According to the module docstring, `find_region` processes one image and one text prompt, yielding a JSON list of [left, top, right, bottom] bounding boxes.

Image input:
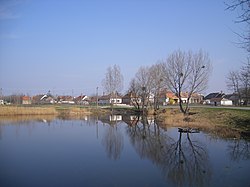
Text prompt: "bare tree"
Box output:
[[129, 66, 153, 114], [162, 50, 212, 114], [102, 64, 123, 95], [240, 58, 250, 105], [225, 0, 250, 52], [102, 64, 124, 111], [128, 78, 141, 110], [226, 70, 242, 105], [227, 59, 250, 105], [149, 63, 165, 111]]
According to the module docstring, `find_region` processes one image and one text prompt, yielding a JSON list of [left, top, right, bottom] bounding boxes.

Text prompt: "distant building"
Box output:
[[32, 94, 56, 104], [74, 95, 89, 105], [210, 97, 233, 106], [57, 96, 75, 104], [22, 96, 32, 105], [204, 92, 225, 105], [122, 92, 141, 106], [204, 92, 233, 106], [164, 91, 202, 105], [98, 93, 122, 105]]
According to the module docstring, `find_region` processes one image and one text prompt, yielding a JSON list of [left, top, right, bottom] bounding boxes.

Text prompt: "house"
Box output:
[[22, 96, 32, 105], [32, 94, 56, 104], [98, 93, 122, 105], [165, 91, 178, 104], [57, 96, 75, 104], [74, 95, 89, 105], [122, 92, 141, 106], [210, 97, 233, 106], [164, 91, 203, 105], [204, 92, 233, 106], [204, 92, 225, 104], [224, 93, 243, 105], [189, 93, 204, 104]]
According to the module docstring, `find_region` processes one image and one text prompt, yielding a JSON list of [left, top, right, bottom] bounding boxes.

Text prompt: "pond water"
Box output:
[[0, 115, 249, 187]]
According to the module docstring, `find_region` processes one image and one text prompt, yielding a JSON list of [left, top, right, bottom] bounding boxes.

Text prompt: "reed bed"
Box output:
[[0, 106, 57, 116]]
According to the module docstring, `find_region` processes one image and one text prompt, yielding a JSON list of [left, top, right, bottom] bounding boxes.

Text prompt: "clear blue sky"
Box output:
[[0, 0, 247, 96]]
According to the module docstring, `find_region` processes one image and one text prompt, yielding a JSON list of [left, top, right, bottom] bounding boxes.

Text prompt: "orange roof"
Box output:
[[166, 92, 178, 99], [22, 96, 31, 101]]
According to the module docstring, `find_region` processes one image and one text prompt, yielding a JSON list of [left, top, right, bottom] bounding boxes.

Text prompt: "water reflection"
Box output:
[[228, 139, 250, 161], [102, 125, 124, 160], [126, 118, 211, 187], [0, 115, 249, 187]]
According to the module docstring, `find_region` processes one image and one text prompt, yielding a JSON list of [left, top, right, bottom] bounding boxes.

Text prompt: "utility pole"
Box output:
[[96, 86, 99, 109], [0, 88, 2, 100]]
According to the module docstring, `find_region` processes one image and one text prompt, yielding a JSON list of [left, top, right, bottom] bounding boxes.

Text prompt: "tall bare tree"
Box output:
[[102, 64, 123, 95], [149, 63, 165, 110], [102, 65, 123, 113], [226, 0, 250, 52], [227, 59, 250, 105], [129, 66, 153, 114], [240, 58, 250, 104], [162, 50, 211, 114], [226, 70, 242, 105]]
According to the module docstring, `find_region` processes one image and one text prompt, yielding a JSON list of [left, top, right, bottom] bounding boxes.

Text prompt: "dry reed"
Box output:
[[0, 106, 57, 116]]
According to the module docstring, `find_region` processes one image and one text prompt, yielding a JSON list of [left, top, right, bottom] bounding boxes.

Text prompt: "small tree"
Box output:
[[162, 50, 212, 114], [128, 78, 141, 110]]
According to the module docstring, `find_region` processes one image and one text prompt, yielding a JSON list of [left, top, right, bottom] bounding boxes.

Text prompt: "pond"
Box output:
[[0, 115, 249, 187]]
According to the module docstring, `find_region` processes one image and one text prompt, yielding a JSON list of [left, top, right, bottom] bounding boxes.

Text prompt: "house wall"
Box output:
[[22, 100, 31, 105], [110, 98, 122, 104], [98, 99, 109, 105], [221, 100, 233, 106]]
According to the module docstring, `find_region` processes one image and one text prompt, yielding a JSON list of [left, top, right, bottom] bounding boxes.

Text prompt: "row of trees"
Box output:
[[102, 49, 212, 115], [226, 59, 250, 105]]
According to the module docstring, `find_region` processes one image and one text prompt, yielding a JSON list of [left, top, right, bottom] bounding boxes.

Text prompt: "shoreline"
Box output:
[[0, 105, 249, 136]]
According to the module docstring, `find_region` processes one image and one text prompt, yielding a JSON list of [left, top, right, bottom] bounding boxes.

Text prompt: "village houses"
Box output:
[[1, 90, 238, 107]]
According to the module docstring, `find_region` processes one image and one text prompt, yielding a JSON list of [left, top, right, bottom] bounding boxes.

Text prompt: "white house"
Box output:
[[210, 98, 233, 106], [98, 94, 123, 105]]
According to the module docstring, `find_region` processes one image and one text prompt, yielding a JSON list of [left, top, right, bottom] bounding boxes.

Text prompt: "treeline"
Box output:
[[102, 49, 212, 114]]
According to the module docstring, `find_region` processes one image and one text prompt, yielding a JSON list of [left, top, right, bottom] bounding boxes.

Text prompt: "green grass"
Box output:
[[192, 108, 250, 131]]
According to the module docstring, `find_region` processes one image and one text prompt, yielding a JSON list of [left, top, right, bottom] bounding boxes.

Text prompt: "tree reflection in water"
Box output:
[[228, 139, 250, 161], [102, 123, 124, 160], [126, 117, 211, 187]]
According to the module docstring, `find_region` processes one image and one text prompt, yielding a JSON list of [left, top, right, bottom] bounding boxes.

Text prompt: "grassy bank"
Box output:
[[157, 107, 250, 139]]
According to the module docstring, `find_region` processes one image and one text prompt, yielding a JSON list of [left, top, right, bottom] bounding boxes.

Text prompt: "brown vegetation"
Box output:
[[0, 106, 57, 116], [156, 108, 250, 139], [0, 105, 109, 119]]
